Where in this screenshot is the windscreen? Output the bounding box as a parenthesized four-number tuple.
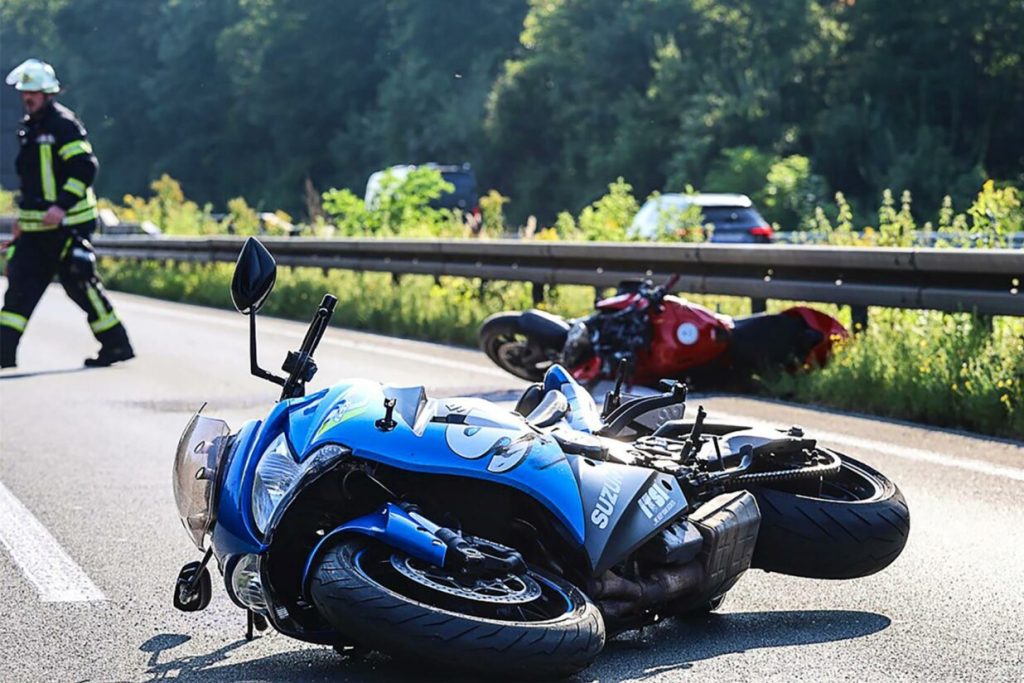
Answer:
(173, 413, 231, 550)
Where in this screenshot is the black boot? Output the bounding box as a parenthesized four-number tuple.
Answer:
(86, 323, 135, 367)
(1, 326, 19, 368)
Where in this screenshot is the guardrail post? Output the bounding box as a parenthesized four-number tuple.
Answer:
(851, 305, 869, 332)
(750, 297, 767, 314)
(532, 282, 545, 306)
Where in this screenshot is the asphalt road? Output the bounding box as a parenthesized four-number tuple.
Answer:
(1, 285, 1022, 682)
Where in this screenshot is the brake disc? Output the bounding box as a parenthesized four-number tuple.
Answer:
(389, 555, 542, 604)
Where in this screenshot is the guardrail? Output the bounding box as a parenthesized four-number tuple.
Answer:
(1, 228, 1021, 318)
(84, 235, 1023, 319)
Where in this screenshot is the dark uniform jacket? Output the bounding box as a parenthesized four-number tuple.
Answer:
(15, 100, 99, 231)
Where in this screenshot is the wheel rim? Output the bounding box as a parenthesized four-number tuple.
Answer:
(753, 452, 887, 503)
(353, 546, 574, 623)
(815, 461, 886, 502)
(390, 554, 542, 604)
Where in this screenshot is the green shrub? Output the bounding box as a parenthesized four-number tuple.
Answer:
(321, 167, 465, 238)
(479, 189, 510, 236)
(574, 177, 640, 241)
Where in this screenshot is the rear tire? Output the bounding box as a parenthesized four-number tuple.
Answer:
(310, 539, 604, 679)
(748, 454, 910, 579)
(479, 313, 552, 382)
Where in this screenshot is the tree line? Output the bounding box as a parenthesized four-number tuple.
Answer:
(2, 0, 1021, 227)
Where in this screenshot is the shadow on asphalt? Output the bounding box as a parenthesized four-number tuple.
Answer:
(139, 609, 889, 681)
(141, 634, 467, 682)
(596, 609, 891, 679)
(0, 365, 94, 380)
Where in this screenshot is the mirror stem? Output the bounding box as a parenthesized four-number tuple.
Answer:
(249, 312, 285, 388)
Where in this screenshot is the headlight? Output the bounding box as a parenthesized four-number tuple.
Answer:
(173, 413, 231, 550)
(251, 438, 348, 535)
(251, 434, 298, 534)
(229, 554, 268, 614)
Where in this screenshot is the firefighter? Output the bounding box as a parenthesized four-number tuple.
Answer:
(1, 59, 134, 369)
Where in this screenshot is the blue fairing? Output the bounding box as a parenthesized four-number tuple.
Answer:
(211, 416, 265, 557)
(209, 389, 316, 556)
(285, 380, 587, 544)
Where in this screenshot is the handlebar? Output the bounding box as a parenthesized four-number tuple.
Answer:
(279, 294, 337, 400)
(649, 273, 681, 307)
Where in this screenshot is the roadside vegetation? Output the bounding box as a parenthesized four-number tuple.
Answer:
(11, 170, 1008, 439)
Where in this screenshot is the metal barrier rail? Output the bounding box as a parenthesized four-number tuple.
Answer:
(77, 234, 1023, 317)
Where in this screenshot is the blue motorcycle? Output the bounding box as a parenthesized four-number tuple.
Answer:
(171, 238, 909, 678)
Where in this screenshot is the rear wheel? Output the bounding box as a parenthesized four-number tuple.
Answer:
(310, 539, 604, 678)
(479, 313, 554, 381)
(748, 454, 910, 579)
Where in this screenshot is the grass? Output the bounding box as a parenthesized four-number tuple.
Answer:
(768, 310, 1023, 438)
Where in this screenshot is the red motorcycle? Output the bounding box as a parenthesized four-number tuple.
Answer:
(479, 276, 847, 388)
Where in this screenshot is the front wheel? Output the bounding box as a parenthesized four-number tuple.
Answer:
(748, 454, 910, 579)
(479, 313, 555, 381)
(310, 539, 604, 678)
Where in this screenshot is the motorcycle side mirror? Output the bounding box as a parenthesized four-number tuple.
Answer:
(231, 237, 277, 314)
(232, 238, 287, 391)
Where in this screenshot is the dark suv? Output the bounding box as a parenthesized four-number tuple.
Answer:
(629, 193, 774, 243)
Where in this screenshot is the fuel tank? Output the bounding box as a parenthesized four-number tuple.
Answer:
(633, 296, 732, 384)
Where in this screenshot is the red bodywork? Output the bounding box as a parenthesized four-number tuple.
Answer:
(595, 292, 644, 311)
(631, 296, 732, 385)
(572, 295, 847, 384)
(778, 306, 849, 366)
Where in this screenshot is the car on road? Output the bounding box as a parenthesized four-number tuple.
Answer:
(629, 193, 774, 243)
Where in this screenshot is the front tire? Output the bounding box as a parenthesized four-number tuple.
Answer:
(748, 454, 910, 579)
(479, 313, 553, 382)
(310, 539, 604, 678)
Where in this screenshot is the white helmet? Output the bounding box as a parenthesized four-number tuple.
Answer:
(5, 59, 61, 94)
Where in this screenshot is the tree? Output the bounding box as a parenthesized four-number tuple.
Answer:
(813, 0, 1024, 211)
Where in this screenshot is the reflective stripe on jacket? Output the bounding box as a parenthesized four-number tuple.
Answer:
(15, 101, 99, 231)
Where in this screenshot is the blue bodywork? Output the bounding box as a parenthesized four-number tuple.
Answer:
(206, 367, 687, 604)
(209, 374, 589, 568)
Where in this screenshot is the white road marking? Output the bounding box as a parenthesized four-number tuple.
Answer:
(711, 410, 1024, 482)
(0, 480, 106, 602)
(116, 299, 513, 380)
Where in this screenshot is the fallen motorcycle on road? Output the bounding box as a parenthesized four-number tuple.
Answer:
(171, 239, 908, 679)
(479, 275, 848, 388)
